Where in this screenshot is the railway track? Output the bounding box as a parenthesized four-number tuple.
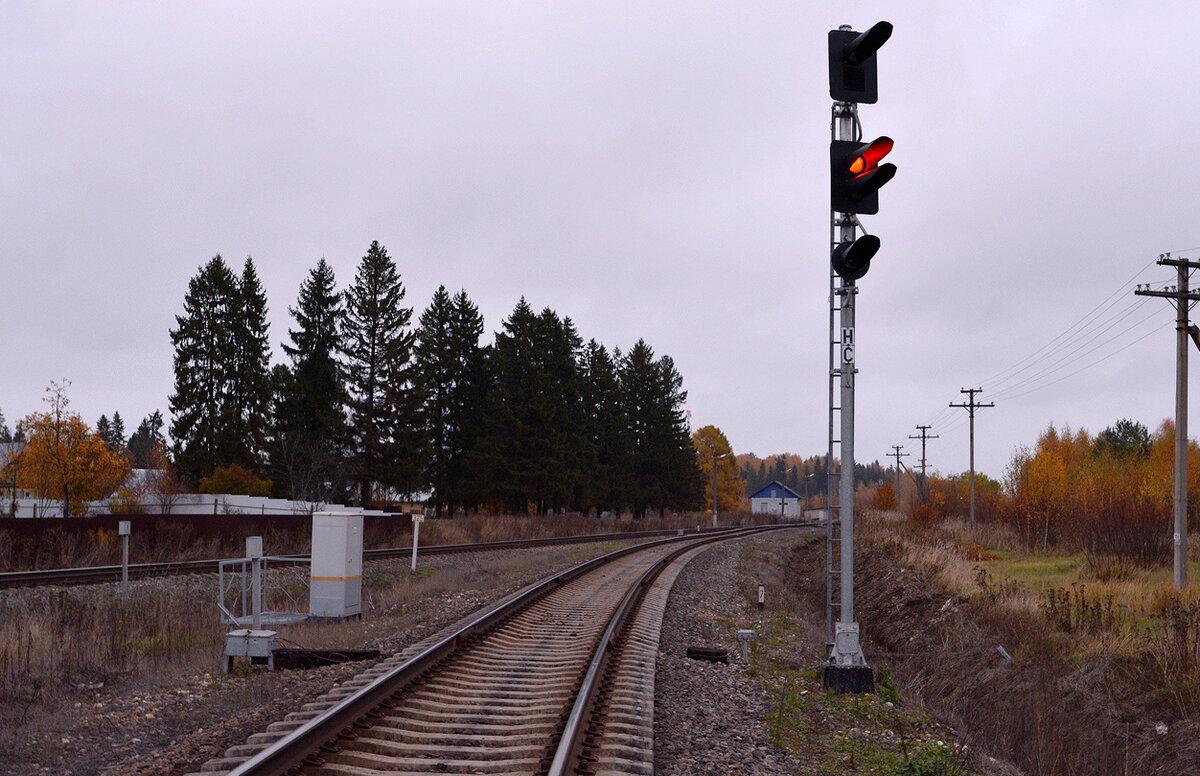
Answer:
(0, 526, 723, 589)
(188, 524, 805, 776)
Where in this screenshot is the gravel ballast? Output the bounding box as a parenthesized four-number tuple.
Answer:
(3, 529, 822, 776)
(653, 532, 805, 776)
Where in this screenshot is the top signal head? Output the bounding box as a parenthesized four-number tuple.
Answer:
(828, 21, 893, 103)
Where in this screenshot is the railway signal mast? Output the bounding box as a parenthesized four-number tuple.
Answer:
(824, 20, 894, 694)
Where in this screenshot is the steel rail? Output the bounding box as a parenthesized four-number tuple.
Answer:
(0, 526, 727, 589)
(223, 523, 806, 776)
(546, 527, 702, 775)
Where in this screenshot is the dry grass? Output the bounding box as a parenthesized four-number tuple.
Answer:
(0, 536, 643, 730)
(0, 509, 773, 571)
(850, 513, 1200, 774)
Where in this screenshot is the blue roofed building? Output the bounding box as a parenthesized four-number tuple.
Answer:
(749, 480, 804, 518)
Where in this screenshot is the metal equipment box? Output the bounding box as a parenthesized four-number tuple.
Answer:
(309, 512, 363, 618)
(222, 629, 277, 672)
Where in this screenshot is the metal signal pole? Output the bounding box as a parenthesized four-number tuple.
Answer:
(1135, 254, 1200, 588)
(950, 388, 994, 525)
(824, 19, 893, 694)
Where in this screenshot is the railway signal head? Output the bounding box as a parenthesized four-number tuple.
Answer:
(830, 136, 896, 215)
(828, 21, 892, 104)
(831, 234, 880, 281)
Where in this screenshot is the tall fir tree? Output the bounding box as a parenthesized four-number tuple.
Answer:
(578, 339, 628, 514)
(532, 308, 585, 512)
(169, 256, 240, 484)
(228, 257, 272, 471)
(110, 411, 126, 452)
(446, 290, 487, 512)
(128, 411, 167, 469)
(470, 300, 586, 515)
(416, 286, 453, 513)
(619, 340, 703, 517)
(271, 259, 349, 501)
(0, 408, 10, 443)
(470, 299, 539, 514)
(341, 241, 421, 505)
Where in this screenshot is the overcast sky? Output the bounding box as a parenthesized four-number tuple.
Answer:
(4, 2, 1200, 482)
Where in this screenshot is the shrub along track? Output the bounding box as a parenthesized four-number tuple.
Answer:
(185, 525, 802, 776)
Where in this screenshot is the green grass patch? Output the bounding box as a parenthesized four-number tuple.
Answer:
(742, 541, 977, 774)
(983, 551, 1083, 588)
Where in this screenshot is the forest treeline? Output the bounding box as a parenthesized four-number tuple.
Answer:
(161, 242, 702, 516)
(737, 451, 887, 499)
(879, 418, 1195, 564)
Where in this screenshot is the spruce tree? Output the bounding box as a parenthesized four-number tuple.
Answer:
(470, 300, 586, 515)
(619, 340, 702, 517)
(446, 290, 486, 512)
(533, 308, 584, 512)
(341, 241, 421, 506)
(471, 299, 539, 514)
(170, 256, 240, 484)
(416, 286, 454, 514)
(0, 408, 10, 443)
(272, 259, 348, 501)
(96, 415, 111, 447)
(110, 411, 126, 451)
(579, 339, 628, 514)
(128, 411, 167, 469)
(228, 257, 272, 471)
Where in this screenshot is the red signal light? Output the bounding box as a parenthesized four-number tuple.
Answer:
(849, 137, 893, 176)
(831, 137, 896, 215)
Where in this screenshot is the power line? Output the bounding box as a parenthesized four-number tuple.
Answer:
(988, 304, 1165, 401)
(972, 256, 1161, 388)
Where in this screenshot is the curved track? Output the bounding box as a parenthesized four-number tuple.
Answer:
(189, 524, 806, 776)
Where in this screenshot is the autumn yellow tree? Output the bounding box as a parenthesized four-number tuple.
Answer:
(7, 381, 130, 516)
(691, 425, 744, 514)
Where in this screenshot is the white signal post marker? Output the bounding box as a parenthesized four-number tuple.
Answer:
(411, 513, 425, 572)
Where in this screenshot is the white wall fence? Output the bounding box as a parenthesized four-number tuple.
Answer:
(5, 494, 393, 518)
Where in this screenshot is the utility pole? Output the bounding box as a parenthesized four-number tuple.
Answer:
(888, 445, 909, 499)
(1135, 253, 1200, 589)
(908, 425, 938, 501)
(950, 388, 994, 525)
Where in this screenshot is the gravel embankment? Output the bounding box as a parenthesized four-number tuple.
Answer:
(654, 533, 804, 776)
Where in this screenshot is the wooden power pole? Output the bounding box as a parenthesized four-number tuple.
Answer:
(1135, 254, 1200, 588)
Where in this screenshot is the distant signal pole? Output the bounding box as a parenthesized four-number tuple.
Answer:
(1135, 253, 1200, 589)
(949, 388, 994, 525)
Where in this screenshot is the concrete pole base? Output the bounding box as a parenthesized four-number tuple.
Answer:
(821, 663, 875, 694)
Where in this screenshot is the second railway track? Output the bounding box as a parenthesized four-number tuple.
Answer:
(0, 527, 722, 589)
(190, 524, 805, 776)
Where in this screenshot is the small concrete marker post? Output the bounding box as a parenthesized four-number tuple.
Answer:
(411, 512, 424, 572)
(757, 583, 765, 611)
(736, 629, 756, 664)
(118, 520, 131, 602)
